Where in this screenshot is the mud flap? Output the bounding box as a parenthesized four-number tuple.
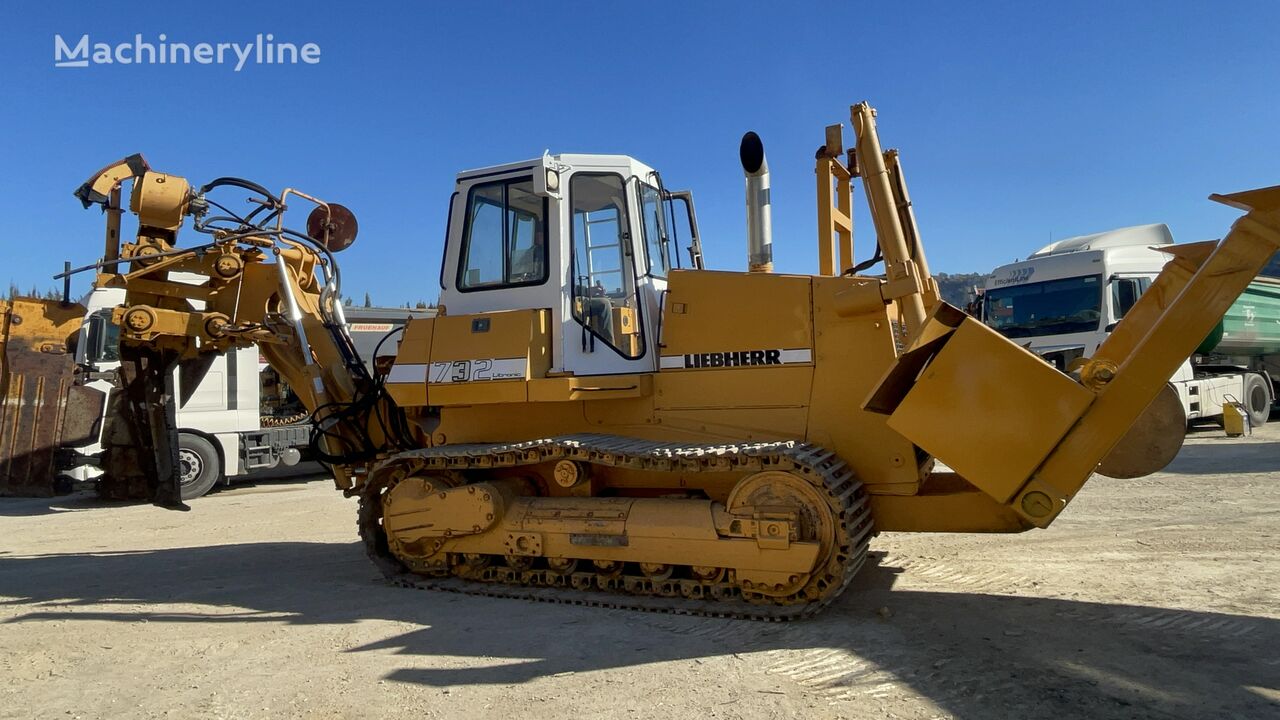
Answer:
(98, 344, 189, 510)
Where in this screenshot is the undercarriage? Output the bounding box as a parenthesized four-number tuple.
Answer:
(358, 435, 872, 619)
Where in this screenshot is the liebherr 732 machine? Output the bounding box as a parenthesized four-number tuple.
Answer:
(65, 102, 1280, 619)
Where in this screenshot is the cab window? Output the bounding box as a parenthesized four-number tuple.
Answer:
(570, 173, 644, 359)
(1111, 277, 1151, 320)
(83, 309, 121, 364)
(457, 178, 547, 291)
(639, 182, 669, 277)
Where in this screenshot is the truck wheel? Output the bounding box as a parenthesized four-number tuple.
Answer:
(178, 433, 221, 500)
(1243, 373, 1271, 428)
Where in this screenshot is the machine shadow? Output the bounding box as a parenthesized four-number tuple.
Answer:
(208, 467, 331, 495)
(0, 490, 127, 517)
(1165, 440, 1280, 475)
(0, 467, 329, 517)
(1, 541, 1274, 719)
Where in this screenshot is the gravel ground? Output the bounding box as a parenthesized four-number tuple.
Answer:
(1, 424, 1276, 719)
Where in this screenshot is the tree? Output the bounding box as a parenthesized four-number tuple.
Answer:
(343, 296, 353, 307)
(7, 283, 64, 301)
(363, 292, 372, 308)
(414, 301, 427, 309)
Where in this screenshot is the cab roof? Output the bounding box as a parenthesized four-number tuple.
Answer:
(456, 153, 657, 182)
(1028, 223, 1173, 258)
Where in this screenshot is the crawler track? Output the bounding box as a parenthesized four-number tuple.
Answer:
(356, 434, 872, 620)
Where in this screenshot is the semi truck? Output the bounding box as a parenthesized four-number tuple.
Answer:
(982, 224, 1280, 429)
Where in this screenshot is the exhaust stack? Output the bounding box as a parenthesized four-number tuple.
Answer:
(740, 132, 773, 272)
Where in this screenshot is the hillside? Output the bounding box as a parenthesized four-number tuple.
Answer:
(934, 272, 987, 306)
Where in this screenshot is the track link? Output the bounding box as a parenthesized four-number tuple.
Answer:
(357, 434, 873, 620)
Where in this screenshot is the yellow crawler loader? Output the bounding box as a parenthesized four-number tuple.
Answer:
(67, 102, 1280, 618)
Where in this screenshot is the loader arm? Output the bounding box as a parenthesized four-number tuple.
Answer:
(75, 157, 403, 507)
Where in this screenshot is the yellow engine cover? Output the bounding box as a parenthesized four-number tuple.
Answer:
(386, 309, 551, 407)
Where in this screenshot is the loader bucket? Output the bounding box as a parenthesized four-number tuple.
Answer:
(0, 298, 104, 496)
(865, 303, 1094, 505)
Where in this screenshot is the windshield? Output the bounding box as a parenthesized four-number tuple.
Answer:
(457, 178, 547, 290)
(983, 274, 1103, 338)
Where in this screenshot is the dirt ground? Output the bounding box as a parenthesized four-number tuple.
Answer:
(1, 425, 1277, 720)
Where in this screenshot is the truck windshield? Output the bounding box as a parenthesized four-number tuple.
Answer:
(983, 274, 1103, 338)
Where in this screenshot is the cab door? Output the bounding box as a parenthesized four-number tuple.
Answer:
(560, 172, 655, 376)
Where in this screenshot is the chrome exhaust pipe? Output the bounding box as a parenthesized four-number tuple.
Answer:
(740, 132, 773, 272)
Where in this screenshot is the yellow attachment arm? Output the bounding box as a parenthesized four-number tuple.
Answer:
(866, 184, 1280, 528)
(851, 102, 930, 338)
(85, 163, 395, 500)
(815, 105, 939, 340)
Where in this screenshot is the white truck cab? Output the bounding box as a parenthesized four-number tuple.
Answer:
(983, 224, 1171, 368)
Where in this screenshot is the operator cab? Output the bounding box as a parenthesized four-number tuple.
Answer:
(439, 153, 701, 376)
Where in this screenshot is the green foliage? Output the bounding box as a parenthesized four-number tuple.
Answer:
(7, 283, 64, 301)
(933, 272, 986, 307)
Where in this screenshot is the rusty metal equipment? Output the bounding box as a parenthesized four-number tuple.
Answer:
(0, 298, 103, 496)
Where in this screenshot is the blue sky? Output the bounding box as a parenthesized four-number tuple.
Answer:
(2, 2, 1277, 305)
